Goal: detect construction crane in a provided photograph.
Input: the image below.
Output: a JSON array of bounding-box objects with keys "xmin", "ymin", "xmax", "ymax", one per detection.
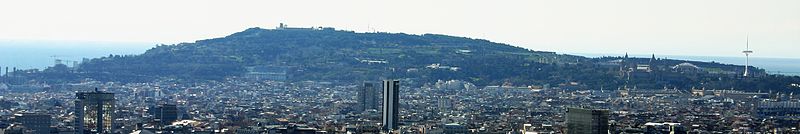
[{"xmin": 50, "ymin": 55, "xmax": 79, "ymax": 67}]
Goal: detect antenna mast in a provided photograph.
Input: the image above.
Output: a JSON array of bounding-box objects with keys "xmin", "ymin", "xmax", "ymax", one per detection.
[{"xmin": 742, "ymin": 33, "xmax": 753, "ymax": 77}]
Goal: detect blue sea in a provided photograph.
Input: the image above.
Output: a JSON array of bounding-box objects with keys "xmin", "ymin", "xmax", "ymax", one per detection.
[
  {"xmin": 574, "ymin": 53, "xmax": 800, "ymax": 76},
  {"xmin": 0, "ymin": 40, "xmax": 154, "ymax": 75}
]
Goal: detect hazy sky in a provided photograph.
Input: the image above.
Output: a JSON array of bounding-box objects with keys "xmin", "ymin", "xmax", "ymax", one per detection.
[{"xmin": 1, "ymin": 0, "xmax": 798, "ymax": 58}]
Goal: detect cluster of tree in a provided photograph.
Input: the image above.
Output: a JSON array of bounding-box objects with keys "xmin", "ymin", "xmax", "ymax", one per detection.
[{"xmin": 24, "ymin": 27, "xmax": 800, "ymax": 92}]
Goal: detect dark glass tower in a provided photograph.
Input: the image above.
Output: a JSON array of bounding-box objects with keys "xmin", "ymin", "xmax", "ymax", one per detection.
[
  {"xmin": 153, "ymin": 104, "xmax": 179, "ymax": 126},
  {"xmin": 358, "ymin": 82, "xmax": 378, "ymax": 112},
  {"xmin": 382, "ymin": 80, "xmax": 399, "ymax": 132},
  {"xmin": 75, "ymin": 89, "xmax": 115, "ymax": 134},
  {"xmin": 566, "ymin": 107, "xmax": 609, "ymax": 134}
]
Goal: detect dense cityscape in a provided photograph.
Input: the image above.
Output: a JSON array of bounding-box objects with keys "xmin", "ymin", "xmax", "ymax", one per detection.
[
  {"xmin": 1, "ymin": 1, "xmax": 798, "ymax": 133},
  {"xmin": 1, "ymin": 63, "xmax": 800, "ymax": 134},
  {"xmin": 0, "ymin": 24, "xmax": 799, "ymax": 134}
]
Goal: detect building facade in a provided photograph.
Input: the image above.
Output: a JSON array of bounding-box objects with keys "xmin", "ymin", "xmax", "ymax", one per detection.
[
  {"xmin": 12, "ymin": 112, "xmax": 52, "ymax": 133},
  {"xmin": 75, "ymin": 90, "xmax": 115, "ymax": 134},
  {"xmin": 152, "ymin": 104, "xmax": 179, "ymax": 126},
  {"xmin": 382, "ymin": 80, "xmax": 400, "ymax": 132},
  {"xmin": 566, "ymin": 107, "xmax": 609, "ymax": 134},
  {"xmin": 358, "ymin": 82, "xmax": 378, "ymax": 112},
  {"xmin": 758, "ymin": 101, "xmax": 800, "ymax": 118}
]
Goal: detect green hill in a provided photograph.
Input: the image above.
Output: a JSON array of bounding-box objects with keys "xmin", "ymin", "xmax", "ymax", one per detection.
[{"xmin": 70, "ymin": 27, "xmax": 799, "ymax": 92}]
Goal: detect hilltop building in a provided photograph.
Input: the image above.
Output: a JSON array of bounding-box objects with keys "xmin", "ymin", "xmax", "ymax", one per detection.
[
  {"xmin": 243, "ymin": 65, "xmax": 289, "ymax": 81},
  {"xmin": 276, "ymin": 23, "xmax": 335, "ymax": 31}
]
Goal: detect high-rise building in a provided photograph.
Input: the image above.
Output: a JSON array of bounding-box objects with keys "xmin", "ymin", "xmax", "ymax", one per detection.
[
  {"xmin": 13, "ymin": 112, "xmax": 52, "ymax": 133},
  {"xmin": 438, "ymin": 97, "xmax": 452, "ymax": 112},
  {"xmin": 566, "ymin": 107, "xmax": 609, "ymax": 134},
  {"xmin": 75, "ymin": 89, "xmax": 115, "ymax": 134},
  {"xmin": 382, "ymin": 80, "xmax": 400, "ymax": 132},
  {"xmin": 151, "ymin": 104, "xmax": 179, "ymax": 126},
  {"xmin": 358, "ymin": 82, "xmax": 378, "ymax": 112}
]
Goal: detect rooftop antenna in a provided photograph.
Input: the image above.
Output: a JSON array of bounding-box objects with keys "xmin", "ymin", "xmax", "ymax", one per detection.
[
  {"xmin": 367, "ymin": 23, "xmax": 375, "ymax": 33},
  {"xmin": 742, "ymin": 33, "xmax": 753, "ymax": 77}
]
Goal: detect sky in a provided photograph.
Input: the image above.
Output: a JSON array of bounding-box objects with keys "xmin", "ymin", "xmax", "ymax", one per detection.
[{"xmin": 0, "ymin": 0, "xmax": 798, "ymax": 58}]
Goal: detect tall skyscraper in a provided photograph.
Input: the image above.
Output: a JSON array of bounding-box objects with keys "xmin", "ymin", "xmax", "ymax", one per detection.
[
  {"xmin": 75, "ymin": 89, "xmax": 115, "ymax": 134},
  {"xmin": 566, "ymin": 107, "xmax": 609, "ymax": 134},
  {"xmin": 382, "ymin": 80, "xmax": 399, "ymax": 132},
  {"xmin": 358, "ymin": 82, "xmax": 378, "ymax": 112}
]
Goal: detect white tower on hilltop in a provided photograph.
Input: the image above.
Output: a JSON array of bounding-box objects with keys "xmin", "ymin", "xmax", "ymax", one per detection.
[{"xmin": 742, "ymin": 34, "xmax": 754, "ymax": 77}]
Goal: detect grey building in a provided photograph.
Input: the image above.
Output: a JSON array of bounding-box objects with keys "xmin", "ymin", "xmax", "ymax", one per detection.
[
  {"xmin": 443, "ymin": 123, "xmax": 468, "ymax": 134},
  {"xmin": 151, "ymin": 104, "xmax": 179, "ymax": 126},
  {"xmin": 566, "ymin": 107, "xmax": 609, "ymax": 134},
  {"xmin": 358, "ymin": 82, "xmax": 378, "ymax": 112},
  {"xmin": 12, "ymin": 112, "xmax": 52, "ymax": 133},
  {"xmin": 758, "ymin": 101, "xmax": 800, "ymax": 118},
  {"xmin": 382, "ymin": 80, "xmax": 399, "ymax": 132},
  {"xmin": 75, "ymin": 89, "xmax": 115, "ymax": 134},
  {"xmin": 243, "ymin": 66, "xmax": 288, "ymax": 81}
]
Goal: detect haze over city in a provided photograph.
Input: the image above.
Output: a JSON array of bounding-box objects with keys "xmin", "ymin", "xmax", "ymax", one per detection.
[{"xmin": 1, "ymin": 0, "xmax": 798, "ymax": 58}]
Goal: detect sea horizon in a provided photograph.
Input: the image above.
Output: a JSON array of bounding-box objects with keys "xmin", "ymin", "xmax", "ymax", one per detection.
[{"xmin": 0, "ymin": 40, "xmax": 153, "ymax": 73}]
